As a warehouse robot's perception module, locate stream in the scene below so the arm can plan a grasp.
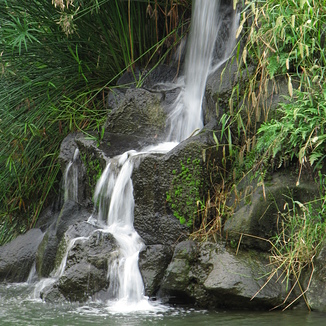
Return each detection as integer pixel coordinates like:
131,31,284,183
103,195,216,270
1,283,326,326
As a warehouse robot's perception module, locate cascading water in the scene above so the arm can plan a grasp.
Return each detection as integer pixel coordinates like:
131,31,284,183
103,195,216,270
167,0,220,142
64,148,80,203
89,0,237,312
94,151,146,310
94,145,177,311
29,0,238,312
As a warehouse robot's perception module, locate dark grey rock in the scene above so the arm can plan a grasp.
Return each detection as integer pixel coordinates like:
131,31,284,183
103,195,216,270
159,241,212,306
132,132,221,245
203,245,289,309
58,132,79,169
42,230,118,302
36,200,92,278
159,240,291,309
305,242,326,311
0,229,44,282
139,245,174,296
105,88,167,142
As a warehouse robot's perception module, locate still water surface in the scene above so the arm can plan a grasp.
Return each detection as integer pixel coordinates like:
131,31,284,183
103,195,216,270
1,283,326,326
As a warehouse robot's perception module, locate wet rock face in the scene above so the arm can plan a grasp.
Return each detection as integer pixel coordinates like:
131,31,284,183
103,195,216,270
0,228,44,282
42,230,118,302
105,87,167,142
36,201,93,278
138,245,174,297
305,242,326,312
159,240,290,310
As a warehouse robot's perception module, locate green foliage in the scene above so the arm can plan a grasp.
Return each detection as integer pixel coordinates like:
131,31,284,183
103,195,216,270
166,158,204,227
257,86,326,170
0,0,191,244
244,0,326,172
80,153,103,194
232,0,326,165
268,193,326,310
244,0,326,78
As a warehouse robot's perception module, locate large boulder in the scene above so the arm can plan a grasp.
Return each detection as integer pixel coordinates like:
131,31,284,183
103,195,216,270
105,87,167,142
41,227,118,302
159,240,291,310
138,244,174,297
0,228,44,282
36,200,92,278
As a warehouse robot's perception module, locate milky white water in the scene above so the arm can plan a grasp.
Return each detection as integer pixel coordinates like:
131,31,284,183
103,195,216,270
64,148,80,203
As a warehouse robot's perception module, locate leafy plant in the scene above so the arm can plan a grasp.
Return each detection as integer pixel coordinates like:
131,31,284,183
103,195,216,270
0,0,191,244
231,0,326,150
257,85,326,180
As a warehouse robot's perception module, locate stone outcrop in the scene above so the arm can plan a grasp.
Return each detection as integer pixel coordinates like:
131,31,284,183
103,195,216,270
0,228,44,282
224,172,319,251
159,240,290,310
304,242,326,312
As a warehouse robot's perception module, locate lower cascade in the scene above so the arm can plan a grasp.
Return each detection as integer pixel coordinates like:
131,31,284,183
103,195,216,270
26,0,238,312
92,146,177,311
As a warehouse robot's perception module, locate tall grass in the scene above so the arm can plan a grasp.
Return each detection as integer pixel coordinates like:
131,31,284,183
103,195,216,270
0,0,191,244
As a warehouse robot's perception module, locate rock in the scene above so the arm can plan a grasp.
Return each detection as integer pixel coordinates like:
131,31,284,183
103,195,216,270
305,242,326,311
40,281,66,303
142,64,179,89
36,200,92,277
0,229,44,282
159,240,291,310
224,171,319,251
58,262,106,302
138,245,174,297
58,132,79,169
133,131,222,245
42,230,118,302
159,240,209,305
203,246,289,309
105,88,167,142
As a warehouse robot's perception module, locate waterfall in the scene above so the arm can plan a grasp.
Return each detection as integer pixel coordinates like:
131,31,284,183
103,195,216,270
166,0,220,141
30,0,238,311
88,1,232,312
94,145,177,312
94,151,146,308
64,148,79,203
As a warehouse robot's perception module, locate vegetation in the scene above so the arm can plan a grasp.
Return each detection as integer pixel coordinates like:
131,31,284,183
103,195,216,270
0,0,191,244
202,0,326,310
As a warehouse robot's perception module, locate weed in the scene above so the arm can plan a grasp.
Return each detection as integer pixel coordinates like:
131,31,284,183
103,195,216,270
166,157,203,227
